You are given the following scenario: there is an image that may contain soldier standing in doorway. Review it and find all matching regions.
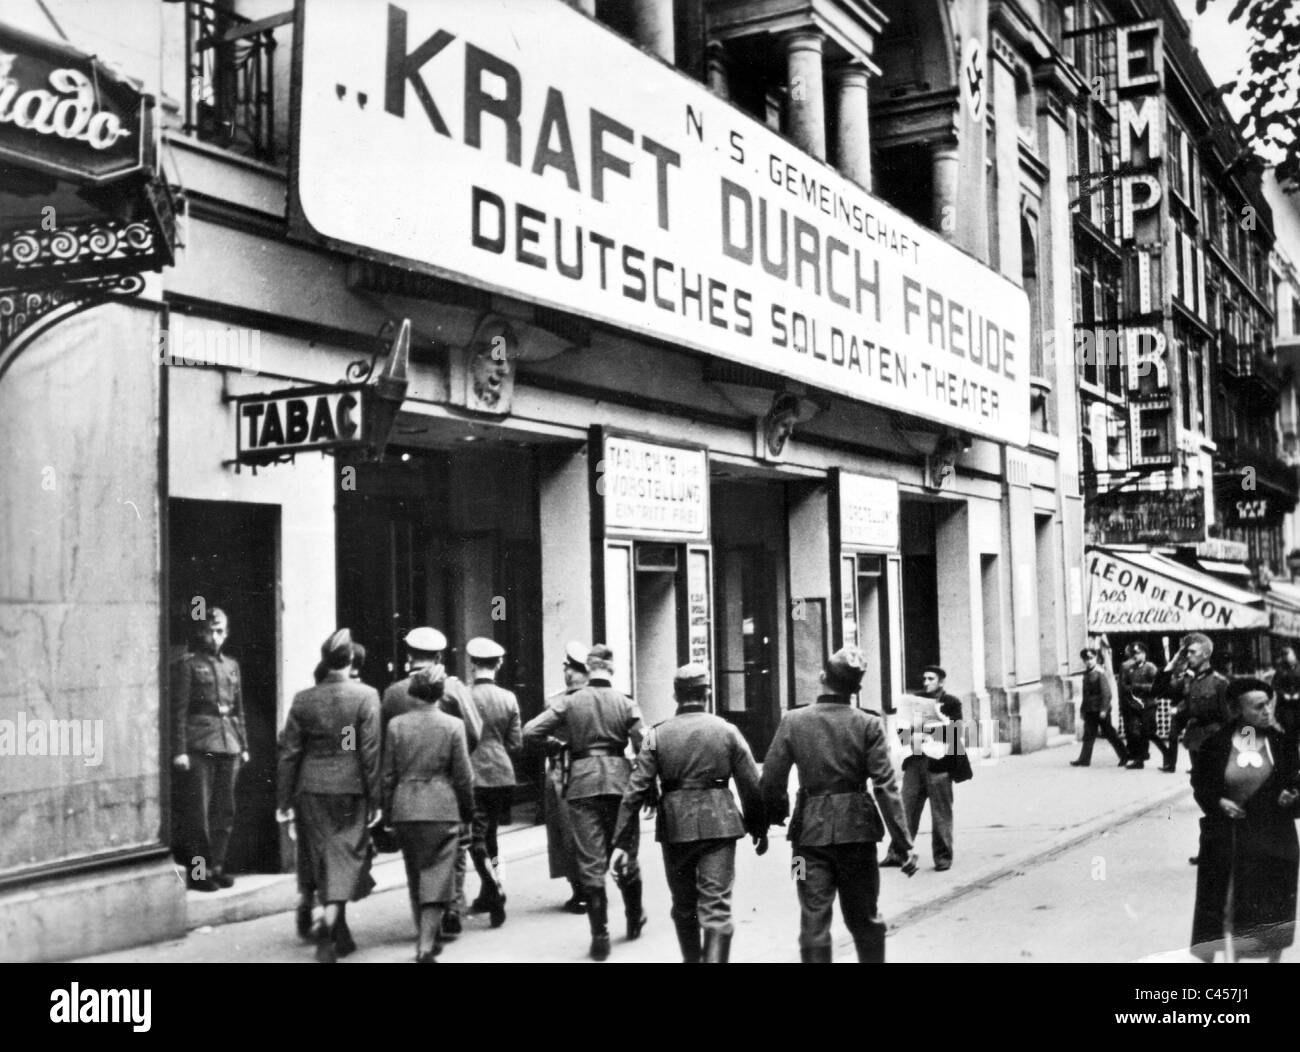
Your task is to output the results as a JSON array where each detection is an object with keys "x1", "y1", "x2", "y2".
[
  {"x1": 610, "y1": 663, "x2": 767, "y2": 963},
  {"x1": 383, "y1": 627, "x2": 482, "y2": 940},
  {"x1": 760, "y1": 647, "x2": 918, "y2": 963},
  {"x1": 464, "y1": 637, "x2": 521, "y2": 928},
  {"x1": 171, "y1": 607, "x2": 248, "y2": 892},
  {"x1": 541, "y1": 642, "x2": 591, "y2": 913},
  {"x1": 523, "y1": 645, "x2": 644, "y2": 961}
]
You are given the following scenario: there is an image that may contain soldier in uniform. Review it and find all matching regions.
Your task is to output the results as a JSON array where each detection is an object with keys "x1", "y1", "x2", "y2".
[
  {"x1": 1168, "y1": 633, "x2": 1231, "y2": 777},
  {"x1": 464, "y1": 637, "x2": 521, "y2": 928},
  {"x1": 171, "y1": 607, "x2": 248, "y2": 892},
  {"x1": 1271, "y1": 645, "x2": 1300, "y2": 737},
  {"x1": 610, "y1": 663, "x2": 767, "y2": 963},
  {"x1": 382, "y1": 627, "x2": 481, "y2": 941},
  {"x1": 523, "y1": 645, "x2": 644, "y2": 961},
  {"x1": 542, "y1": 641, "x2": 591, "y2": 913},
  {"x1": 1120, "y1": 643, "x2": 1167, "y2": 769},
  {"x1": 760, "y1": 647, "x2": 918, "y2": 963}
]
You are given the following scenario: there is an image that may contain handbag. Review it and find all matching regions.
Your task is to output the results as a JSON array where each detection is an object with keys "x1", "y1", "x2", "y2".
[
  {"x1": 370, "y1": 822, "x2": 399, "y2": 854},
  {"x1": 950, "y1": 751, "x2": 974, "y2": 784}
]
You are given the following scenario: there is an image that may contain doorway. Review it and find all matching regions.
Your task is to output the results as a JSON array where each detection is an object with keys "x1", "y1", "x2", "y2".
[
  {"x1": 900, "y1": 500, "x2": 940, "y2": 692},
  {"x1": 168, "y1": 498, "x2": 280, "y2": 875}
]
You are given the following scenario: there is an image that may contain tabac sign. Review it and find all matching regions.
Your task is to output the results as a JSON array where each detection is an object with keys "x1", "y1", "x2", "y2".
[
  {"x1": 236, "y1": 384, "x2": 367, "y2": 461},
  {"x1": 291, "y1": 0, "x2": 1031, "y2": 445},
  {"x1": 0, "y1": 23, "x2": 149, "y2": 183}
]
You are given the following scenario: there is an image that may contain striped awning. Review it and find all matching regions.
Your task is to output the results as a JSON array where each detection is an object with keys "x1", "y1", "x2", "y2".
[{"x1": 1087, "y1": 547, "x2": 1267, "y2": 633}]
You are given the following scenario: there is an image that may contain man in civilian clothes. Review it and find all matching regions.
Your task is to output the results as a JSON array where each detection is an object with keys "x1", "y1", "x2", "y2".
[
  {"x1": 463, "y1": 637, "x2": 521, "y2": 928},
  {"x1": 523, "y1": 645, "x2": 644, "y2": 961},
  {"x1": 382, "y1": 626, "x2": 482, "y2": 940},
  {"x1": 610, "y1": 663, "x2": 768, "y2": 963},
  {"x1": 760, "y1": 647, "x2": 918, "y2": 963},
  {"x1": 172, "y1": 607, "x2": 248, "y2": 892},
  {"x1": 1120, "y1": 642, "x2": 1167, "y2": 770},
  {"x1": 1070, "y1": 648, "x2": 1128, "y2": 767},
  {"x1": 882, "y1": 665, "x2": 962, "y2": 871}
]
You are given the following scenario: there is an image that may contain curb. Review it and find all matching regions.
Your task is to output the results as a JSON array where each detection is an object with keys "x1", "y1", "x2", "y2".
[{"x1": 845, "y1": 776, "x2": 1191, "y2": 959}]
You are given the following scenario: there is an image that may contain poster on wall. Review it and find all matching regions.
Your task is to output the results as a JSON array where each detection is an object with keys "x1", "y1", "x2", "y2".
[
  {"x1": 687, "y1": 548, "x2": 712, "y2": 672},
  {"x1": 601, "y1": 434, "x2": 708, "y2": 540}
]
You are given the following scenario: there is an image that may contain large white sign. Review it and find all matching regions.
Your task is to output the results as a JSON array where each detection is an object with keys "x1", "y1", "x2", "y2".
[
  {"x1": 602, "y1": 436, "x2": 708, "y2": 539},
  {"x1": 839, "y1": 473, "x2": 899, "y2": 551},
  {"x1": 294, "y1": 0, "x2": 1031, "y2": 444}
]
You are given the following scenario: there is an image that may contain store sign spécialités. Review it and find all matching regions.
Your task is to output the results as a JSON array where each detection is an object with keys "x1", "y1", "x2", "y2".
[
  {"x1": 292, "y1": 0, "x2": 1031, "y2": 445},
  {"x1": 0, "y1": 23, "x2": 148, "y2": 183},
  {"x1": 838, "y1": 473, "x2": 899, "y2": 551},
  {"x1": 602, "y1": 435, "x2": 708, "y2": 540}
]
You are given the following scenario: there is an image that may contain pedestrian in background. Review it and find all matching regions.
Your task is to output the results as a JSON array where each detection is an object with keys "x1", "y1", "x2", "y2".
[
  {"x1": 1271, "y1": 645, "x2": 1300, "y2": 737},
  {"x1": 760, "y1": 647, "x2": 917, "y2": 963},
  {"x1": 611, "y1": 663, "x2": 767, "y2": 963},
  {"x1": 883, "y1": 665, "x2": 962, "y2": 871},
  {"x1": 1120, "y1": 642, "x2": 1167, "y2": 770},
  {"x1": 277, "y1": 629, "x2": 382, "y2": 963},
  {"x1": 541, "y1": 641, "x2": 591, "y2": 913},
  {"x1": 464, "y1": 637, "x2": 521, "y2": 928},
  {"x1": 171, "y1": 607, "x2": 248, "y2": 892},
  {"x1": 523, "y1": 645, "x2": 644, "y2": 961},
  {"x1": 381, "y1": 664, "x2": 475, "y2": 963},
  {"x1": 1190, "y1": 677, "x2": 1300, "y2": 962},
  {"x1": 1071, "y1": 648, "x2": 1127, "y2": 768}
]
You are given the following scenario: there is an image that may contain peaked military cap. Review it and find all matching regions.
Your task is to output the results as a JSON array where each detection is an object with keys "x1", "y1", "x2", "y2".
[
  {"x1": 466, "y1": 637, "x2": 505, "y2": 661},
  {"x1": 404, "y1": 626, "x2": 448, "y2": 653}
]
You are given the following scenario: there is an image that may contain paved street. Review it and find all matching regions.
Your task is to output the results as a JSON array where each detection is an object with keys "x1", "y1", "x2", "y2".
[{"x1": 85, "y1": 744, "x2": 1205, "y2": 964}]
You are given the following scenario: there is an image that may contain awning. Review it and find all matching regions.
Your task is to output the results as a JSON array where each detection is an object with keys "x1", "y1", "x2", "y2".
[
  {"x1": 1195, "y1": 558, "x2": 1253, "y2": 578},
  {"x1": 1087, "y1": 547, "x2": 1268, "y2": 633},
  {"x1": 1267, "y1": 581, "x2": 1300, "y2": 638}
]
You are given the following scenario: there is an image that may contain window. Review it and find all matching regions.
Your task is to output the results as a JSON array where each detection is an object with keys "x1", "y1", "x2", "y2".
[
  {"x1": 1293, "y1": 295, "x2": 1300, "y2": 336},
  {"x1": 1167, "y1": 119, "x2": 1186, "y2": 201}
]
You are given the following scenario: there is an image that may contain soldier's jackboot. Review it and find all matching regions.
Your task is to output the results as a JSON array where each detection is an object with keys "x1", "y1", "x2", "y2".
[
  {"x1": 853, "y1": 932, "x2": 885, "y2": 963},
  {"x1": 702, "y1": 930, "x2": 731, "y2": 963},
  {"x1": 619, "y1": 876, "x2": 647, "y2": 940},
  {"x1": 587, "y1": 888, "x2": 611, "y2": 961},
  {"x1": 674, "y1": 916, "x2": 702, "y2": 963},
  {"x1": 799, "y1": 945, "x2": 833, "y2": 963},
  {"x1": 470, "y1": 847, "x2": 503, "y2": 918}
]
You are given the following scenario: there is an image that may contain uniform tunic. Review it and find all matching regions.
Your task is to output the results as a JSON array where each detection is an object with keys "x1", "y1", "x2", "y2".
[
  {"x1": 613, "y1": 708, "x2": 765, "y2": 934},
  {"x1": 469, "y1": 679, "x2": 522, "y2": 859}
]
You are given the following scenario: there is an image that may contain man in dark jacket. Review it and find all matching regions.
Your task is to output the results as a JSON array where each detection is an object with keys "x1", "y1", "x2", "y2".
[
  {"x1": 1173, "y1": 632, "x2": 1231, "y2": 776},
  {"x1": 610, "y1": 663, "x2": 767, "y2": 963},
  {"x1": 523, "y1": 645, "x2": 644, "y2": 961},
  {"x1": 171, "y1": 607, "x2": 248, "y2": 892},
  {"x1": 1120, "y1": 642, "x2": 1167, "y2": 769},
  {"x1": 1071, "y1": 648, "x2": 1128, "y2": 767},
  {"x1": 760, "y1": 647, "x2": 917, "y2": 963},
  {"x1": 1272, "y1": 645, "x2": 1300, "y2": 737}
]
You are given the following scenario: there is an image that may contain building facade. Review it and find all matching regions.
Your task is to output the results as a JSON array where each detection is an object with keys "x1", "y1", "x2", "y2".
[{"x1": 0, "y1": 0, "x2": 1088, "y2": 960}]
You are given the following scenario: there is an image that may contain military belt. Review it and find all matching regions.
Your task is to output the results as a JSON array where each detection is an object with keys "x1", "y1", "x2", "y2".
[
  {"x1": 661, "y1": 778, "x2": 729, "y2": 792},
  {"x1": 800, "y1": 781, "x2": 866, "y2": 796},
  {"x1": 571, "y1": 746, "x2": 622, "y2": 759}
]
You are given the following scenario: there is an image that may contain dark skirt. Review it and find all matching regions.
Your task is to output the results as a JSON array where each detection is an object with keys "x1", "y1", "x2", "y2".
[
  {"x1": 298, "y1": 792, "x2": 372, "y2": 904},
  {"x1": 396, "y1": 821, "x2": 460, "y2": 905},
  {"x1": 1191, "y1": 820, "x2": 1299, "y2": 957}
]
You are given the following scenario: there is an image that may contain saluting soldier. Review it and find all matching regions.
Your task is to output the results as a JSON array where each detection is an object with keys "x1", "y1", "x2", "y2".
[
  {"x1": 523, "y1": 645, "x2": 644, "y2": 961},
  {"x1": 464, "y1": 637, "x2": 522, "y2": 928},
  {"x1": 542, "y1": 641, "x2": 591, "y2": 913},
  {"x1": 383, "y1": 627, "x2": 481, "y2": 941},
  {"x1": 171, "y1": 607, "x2": 248, "y2": 892},
  {"x1": 760, "y1": 647, "x2": 918, "y2": 963},
  {"x1": 610, "y1": 663, "x2": 767, "y2": 963}
]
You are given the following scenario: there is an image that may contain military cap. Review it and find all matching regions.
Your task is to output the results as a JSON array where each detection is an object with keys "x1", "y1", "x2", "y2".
[
  {"x1": 409, "y1": 664, "x2": 448, "y2": 701},
  {"x1": 673, "y1": 663, "x2": 710, "y2": 693},
  {"x1": 404, "y1": 626, "x2": 448, "y2": 653},
  {"x1": 466, "y1": 637, "x2": 506, "y2": 661},
  {"x1": 1180, "y1": 632, "x2": 1213, "y2": 653},
  {"x1": 321, "y1": 628, "x2": 354, "y2": 668},
  {"x1": 824, "y1": 646, "x2": 867, "y2": 690},
  {"x1": 587, "y1": 644, "x2": 615, "y2": 675},
  {"x1": 564, "y1": 641, "x2": 589, "y2": 671}
]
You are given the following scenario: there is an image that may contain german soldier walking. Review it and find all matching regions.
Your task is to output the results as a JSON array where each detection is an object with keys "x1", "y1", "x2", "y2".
[
  {"x1": 541, "y1": 641, "x2": 591, "y2": 913},
  {"x1": 611, "y1": 663, "x2": 767, "y2": 963},
  {"x1": 523, "y1": 645, "x2": 644, "y2": 960},
  {"x1": 464, "y1": 637, "x2": 521, "y2": 928},
  {"x1": 1120, "y1": 643, "x2": 1167, "y2": 769},
  {"x1": 760, "y1": 647, "x2": 917, "y2": 963}
]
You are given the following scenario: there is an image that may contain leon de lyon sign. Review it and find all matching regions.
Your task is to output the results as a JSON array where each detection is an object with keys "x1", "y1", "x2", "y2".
[{"x1": 291, "y1": 0, "x2": 1031, "y2": 445}]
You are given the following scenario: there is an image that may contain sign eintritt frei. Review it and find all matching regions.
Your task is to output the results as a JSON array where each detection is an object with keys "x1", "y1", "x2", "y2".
[
  {"x1": 292, "y1": 0, "x2": 1031, "y2": 445},
  {"x1": 602, "y1": 435, "x2": 708, "y2": 540}
]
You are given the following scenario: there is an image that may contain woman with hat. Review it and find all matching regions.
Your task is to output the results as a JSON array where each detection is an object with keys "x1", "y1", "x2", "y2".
[
  {"x1": 380, "y1": 664, "x2": 475, "y2": 962},
  {"x1": 276, "y1": 629, "x2": 383, "y2": 963},
  {"x1": 1190, "y1": 677, "x2": 1300, "y2": 962}
]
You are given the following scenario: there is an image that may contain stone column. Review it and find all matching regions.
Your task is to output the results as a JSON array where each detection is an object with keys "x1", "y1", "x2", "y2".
[
  {"x1": 931, "y1": 140, "x2": 961, "y2": 239},
  {"x1": 706, "y1": 41, "x2": 730, "y2": 100},
  {"x1": 784, "y1": 29, "x2": 826, "y2": 161},
  {"x1": 832, "y1": 63, "x2": 872, "y2": 190},
  {"x1": 631, "y1": 0, "x2": 675, "y2": 63}
]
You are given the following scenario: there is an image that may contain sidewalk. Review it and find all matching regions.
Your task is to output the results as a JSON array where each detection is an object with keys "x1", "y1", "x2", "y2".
[{"x1": 87, "y1": 739, "x2": 1193, "y2": 963}]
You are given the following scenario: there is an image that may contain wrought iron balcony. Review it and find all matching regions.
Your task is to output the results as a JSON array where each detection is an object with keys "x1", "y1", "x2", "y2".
[
  {"x1": 179, "y1": 1, "x2": 287, "y2": 164},
  {"x1": 1217, "y1": 329, "x2": 1281, "y2": 408}
]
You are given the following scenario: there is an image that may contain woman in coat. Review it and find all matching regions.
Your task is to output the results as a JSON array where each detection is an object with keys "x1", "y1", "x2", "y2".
[
  {"x1": 381, "y1": 664, "x2": 475, "y2": 962},
  {"x1": 277, "y1": 629, "x2": 383, "y2": 963},
  {"x1": 1191, "y1": 676, "x2": 1300, "y2": 962}
]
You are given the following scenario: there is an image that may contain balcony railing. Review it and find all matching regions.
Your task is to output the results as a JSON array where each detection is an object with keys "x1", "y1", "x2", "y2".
[
  {"x1": 1217, "y1": 329, "x2": 1281, "y2": 407},
  {"x1": 1215, "y1": 433, "x2": 1298, "y2": 497},
  {"x1": 181, "y1": 1, "x2": 284, "y2": 164}
]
